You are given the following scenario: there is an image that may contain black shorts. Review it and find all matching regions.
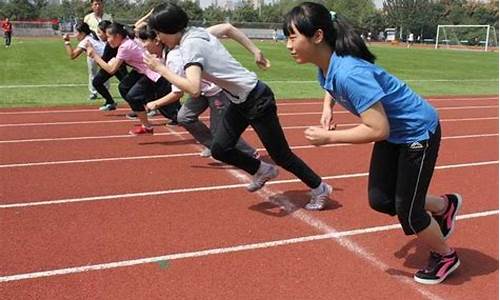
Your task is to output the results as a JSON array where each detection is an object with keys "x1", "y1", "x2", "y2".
[{"x1": 367, "y1": 124, "x2": 441, "y2": 235}]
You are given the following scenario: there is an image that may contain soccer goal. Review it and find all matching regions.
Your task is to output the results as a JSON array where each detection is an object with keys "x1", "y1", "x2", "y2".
[{"x1": 435, "y1": 25, "x2": 498, "y2": 51}]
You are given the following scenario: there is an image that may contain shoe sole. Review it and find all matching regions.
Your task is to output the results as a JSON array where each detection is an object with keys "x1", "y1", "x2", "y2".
[
  {"x1": 413, "y1": 259, "x2": 460, "y2": 285},
  {"x1": 443, "y1": 193, "x2": 463, "y2": 240}
]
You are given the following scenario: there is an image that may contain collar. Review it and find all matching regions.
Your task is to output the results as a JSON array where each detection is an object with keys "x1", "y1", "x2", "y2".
[{"x1": 318, "y1": 52, "x2": 339, "y2": 92}]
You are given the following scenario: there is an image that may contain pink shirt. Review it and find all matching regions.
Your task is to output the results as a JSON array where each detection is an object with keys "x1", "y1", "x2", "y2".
[{"x1": 116, "y1": 39, "x2": 161, "y2": 82}]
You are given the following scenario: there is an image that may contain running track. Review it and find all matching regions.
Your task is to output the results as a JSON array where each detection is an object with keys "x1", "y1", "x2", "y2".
[{"x1": 0, "y1": 96, "x2": 498, "y2": 299}]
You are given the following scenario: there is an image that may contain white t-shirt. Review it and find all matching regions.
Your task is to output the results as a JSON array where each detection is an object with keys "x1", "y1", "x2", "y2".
[
  {"x1": 179, "y1": 27, "x2": 258, "y2": 103},
  {"x1": 78, "y1": 35, "x2": 105, "y2": 56},
  {"x1": 166, "y1": 46, "x2": 221, "y2": 97}
]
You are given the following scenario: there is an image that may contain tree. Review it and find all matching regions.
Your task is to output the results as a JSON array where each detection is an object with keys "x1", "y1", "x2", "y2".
[
  {"x1": 383, "y1": 0, "x2": 436, "y2": 39},
  {"x1": 232, "y1": 1, "x2": 259, "y2": 22},
  {"x1": 324, "y1": 0, "x2": 376, "y2": 27}
]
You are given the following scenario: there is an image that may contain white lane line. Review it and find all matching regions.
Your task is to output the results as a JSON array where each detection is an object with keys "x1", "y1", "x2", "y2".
[
  {"x1": 0, "y1": 133, "x2": 497, "y2": 168},
  {"x1": 0, "y1": 97, "x2": 497, "y2": 115},
  {"x1": 0, "y1": 105, "x2": 497, "y2": 127},
  {"x1": 165, "y1": 124, "x2": 445, "y2": 299},
  {"x1": 0, "y1": 209, "x2": 495, "y2": 284},
  {"x1": 0, "y1": 160, "x2": 496, "y2": 209},
  {"x1": 0, "y1": 116, "x2": 497, "y2": 144}
]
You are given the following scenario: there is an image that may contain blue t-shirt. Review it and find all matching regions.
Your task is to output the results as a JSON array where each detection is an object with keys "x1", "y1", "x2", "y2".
[{"x1": 318, "y1": 53, "x2": 438, "y2": 144}]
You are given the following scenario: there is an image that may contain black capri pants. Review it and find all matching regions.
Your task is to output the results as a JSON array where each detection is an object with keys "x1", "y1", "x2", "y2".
[
  {"x1": 367, "y1": 124, "x2": 441, "y2": 235},
  {"x1": 118, "y1": 70, "x2": 179, "y2": 120}
]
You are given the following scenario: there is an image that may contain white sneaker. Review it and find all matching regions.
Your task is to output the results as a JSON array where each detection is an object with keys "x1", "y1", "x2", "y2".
[
  {"x1": 305, "y1": 182, "x2": 332, "y2": 210},
  {"x1": 247, "y1": 162, "x2": 279, "y2": 192},
  {"x1": 200, "y1": 148, "x2": 212, "y2": 158}
]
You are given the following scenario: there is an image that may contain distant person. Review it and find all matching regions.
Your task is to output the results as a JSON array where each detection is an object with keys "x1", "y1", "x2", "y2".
[
  {"x1": 83, "y1": 0, "x2": 113, "y2": 100},
  {"x1": 407, "y1": 32, "x2": 414, "y2": 48},
  {"x1": 2, "y1": 18, "x2": 12, "y2": 48},
  {"x1": 62, "y1": 22, "x2": 110, "y2": 109},
  {"x1": 367, "y1": 31, "x2": 372, "y2": 44},
  {"x1": 272, "y1": 28, "x2": 278, "y2": 43}
]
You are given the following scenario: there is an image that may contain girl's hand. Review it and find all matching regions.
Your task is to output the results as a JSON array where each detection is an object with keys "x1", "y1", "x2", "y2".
[
  {"x1": 305, "y1": 126, "x2": 332, "y2": 146},
  {"x1": 86, "y1": 44, "x2": 95, "y2": 58},
  {"x1": 143, "y1": 52, "x2": 162, "y2": 72},
  {"x1": 255, "y1": 51, "x2": 271, "y2": 70},
  {"x1": 146, "y1": 101, "x2": 158, "y2": 111},
  {"x1": 320, "y1": 107, "x2": 336, "y2": 130}
]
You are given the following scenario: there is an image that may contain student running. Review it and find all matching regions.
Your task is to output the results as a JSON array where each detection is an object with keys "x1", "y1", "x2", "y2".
[
  {"x1": 283, "y1": 2, "x2": 462, "y2": 284},
  {"x1": 145, "y1": 3, "x2": 332, "y2": 210}
]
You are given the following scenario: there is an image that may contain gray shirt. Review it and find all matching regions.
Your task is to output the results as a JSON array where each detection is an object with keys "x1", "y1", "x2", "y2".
[{"x1": 179, "y1": 27, "x2": 258, "y2": 104}]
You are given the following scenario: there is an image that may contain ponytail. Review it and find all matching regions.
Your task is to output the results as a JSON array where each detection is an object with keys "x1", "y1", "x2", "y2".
[
  {"x1": 283, "y1": 2, "x2": 376, "y2": 63},
  {"x1": 75, "y1": 21, "x2": 99, "y2": 41}
]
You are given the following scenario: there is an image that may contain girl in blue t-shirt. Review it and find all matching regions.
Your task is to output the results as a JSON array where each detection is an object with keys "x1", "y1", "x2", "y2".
[{"x1": 284, "y1": 2, "x2": 462, "y2": 285}]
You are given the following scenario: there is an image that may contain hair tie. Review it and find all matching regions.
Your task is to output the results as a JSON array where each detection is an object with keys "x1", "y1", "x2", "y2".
[{"x1": 330, "y1": 11, "x2": 337, "y2": 22}]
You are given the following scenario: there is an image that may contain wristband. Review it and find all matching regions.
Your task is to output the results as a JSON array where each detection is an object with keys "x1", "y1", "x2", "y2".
[{"x1": 64, "y1": 41, "x2": 71, "y2": 46}]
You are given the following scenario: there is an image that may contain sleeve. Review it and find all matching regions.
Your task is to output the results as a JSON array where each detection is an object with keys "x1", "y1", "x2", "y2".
[
  {"x1": 341, "y1": 71, "x2": 387, "y2": 114},
  {"x1": 77, "y1": 37, "x2": 88, "y2": 50},
  {"x1": 115, "y1": 44, "x2": 128, "y2": 61},
  {"x1": 181, "y1": 39, "x2": 205, "y2": 71}
]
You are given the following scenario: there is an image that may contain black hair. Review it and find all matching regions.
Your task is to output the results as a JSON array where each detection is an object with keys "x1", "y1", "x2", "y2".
[
  {"x1": 137, "y1": 27, "x2": 157, "y2": 41},
  {"x1": 283, "y1": 2, "x2": 376, "y2": 63},
  {"x1": 90, "y1": 0, "x2": 103, "y2": 4},
  {"x1": 98, "y1": 20, "x2": 111, "y2": 32},
  {"x1": 148, "y1": 2, "x2": 188, "y2": 34},
  {"x1": 107, "y1": 22, "x2": 135, "y2": 39},
  {"x1": 75, "y1": 21, "x2": 99, "y2": 41}
]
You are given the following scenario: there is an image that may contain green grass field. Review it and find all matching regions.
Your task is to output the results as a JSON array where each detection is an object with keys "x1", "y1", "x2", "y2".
[{"x1": 0, "y1": 37, "x2": 498, "y2": 108}]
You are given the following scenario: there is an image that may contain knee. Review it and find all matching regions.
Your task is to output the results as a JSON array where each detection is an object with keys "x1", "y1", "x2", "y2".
[
  {"x1": 396, "y1": 205, "x2": 431, "y2": 236},
  {"x1": 210, "y1": 142, "x2": 228, "y2": 162},
  {"x1": 118, "y1": 83, "x2": 128, "y2": 99},
  {"x1": 92, "y1": 76, "x2": 103, "y2": 88},
  {"x1": 368, "y1": 188, "x2": 396, "y2": 216},
  {"x1": 177, "y1": 109, "x2": 197, "y2": 124}
]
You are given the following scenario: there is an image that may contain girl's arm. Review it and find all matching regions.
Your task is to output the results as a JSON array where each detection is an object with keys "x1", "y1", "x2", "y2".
[
  {"x1": 144, "y1": 53, "x2": 203, "y2": 98},
  {"x1": 87, "y1": 45, "x2": 123, "y2": 75},
  {"x1": 134, "y1": 8, "x2": 154, "y2": 31},
  {"x1": 207, "y1": 23, "x2": 270, "y2": 70},
  {"x1": 63, "y1": 35, "x2": 84, "y2": 60},
  {"x1": 320, "y1": 91, "x2": 336, "y2": 130},
  {"x1": 305, "y1": 102, "x2": 390, "y2": 145},
  {"x1": 146, "y1": 91, "x2": 184, "y2": 111}
]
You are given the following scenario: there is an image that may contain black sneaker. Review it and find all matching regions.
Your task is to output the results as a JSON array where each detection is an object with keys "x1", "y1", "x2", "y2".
[
  {"x1": 433, "y1": 194, "x2": 462, "y2": 240},
  {"x1": 414, "y1": 250, "x2": 460, "y2": 284}
]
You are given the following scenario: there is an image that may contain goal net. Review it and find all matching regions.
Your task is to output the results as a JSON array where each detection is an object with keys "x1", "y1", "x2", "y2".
[{"x1": 435, "y1": 25, "x2": 498, "y2": 51}]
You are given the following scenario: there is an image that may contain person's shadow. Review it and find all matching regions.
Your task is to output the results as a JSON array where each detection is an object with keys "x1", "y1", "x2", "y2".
[
  {"x1": 386, "y1": 238, "x2": 498, "y2": 285},
  {"x1": 248, "y1": 189, "x2": 343, "y2": 217}
]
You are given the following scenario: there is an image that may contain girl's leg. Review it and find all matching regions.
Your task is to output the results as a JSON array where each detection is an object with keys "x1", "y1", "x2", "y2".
[
  {"x1": 208, "y1": 93, "x2": 256, "y2": 156},
  {"x1": 87, "y1": 58, "x2": 99, "y2": 98},
  {"x1": 126, "y1": 76, "x2": 155, "y2": 128},
  {"x1": 367, "y1": 141, "x2": 399, "y2": 216},
  {"x1": 395, "y1": 129, "x2": 445, "y2": 248},
  {"x1": 211, "y1": 102, "x2": 260, "y2": 174},
  {"x1": 92, "y1": 69, "x2": 115, "y2": 105},
  {"x1": 394, "y1": 125, "x2": 459, "y2": 283},
  {"x1": 246, "y1": 84, "x2": 321, "y2": 189},
  {"x1": 177, "y1": 96, "x2": 212, "y2": 148}
]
